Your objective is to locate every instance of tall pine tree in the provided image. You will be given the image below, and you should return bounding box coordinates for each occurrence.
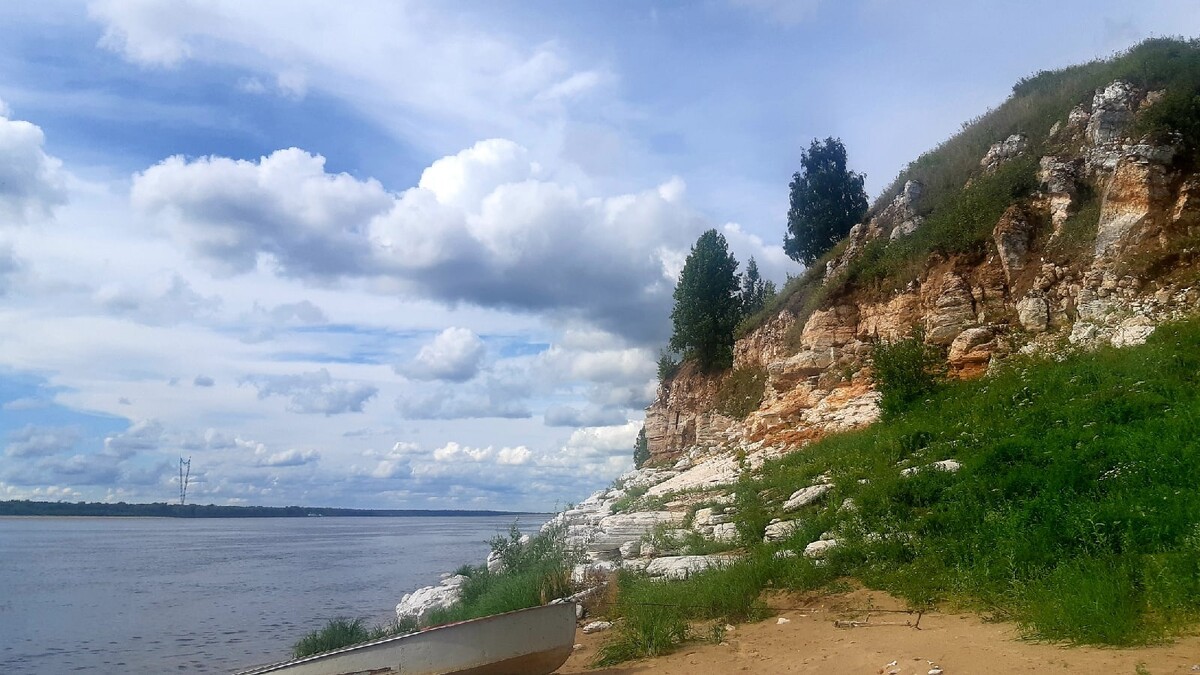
[783,138,868,265]
[670,229,740,371]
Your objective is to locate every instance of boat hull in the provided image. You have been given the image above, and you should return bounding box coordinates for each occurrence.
[235,603,577,675]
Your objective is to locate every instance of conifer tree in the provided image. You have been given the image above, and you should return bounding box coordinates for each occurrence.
[783,138,868,265]
[669,229,740,370]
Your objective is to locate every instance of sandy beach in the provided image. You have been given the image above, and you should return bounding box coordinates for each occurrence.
[559,589,1200,674]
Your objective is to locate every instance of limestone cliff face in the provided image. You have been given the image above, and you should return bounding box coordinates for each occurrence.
[646,78,1200,462]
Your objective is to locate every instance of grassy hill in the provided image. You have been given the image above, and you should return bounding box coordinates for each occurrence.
[596,316,1200,662]
[740,37,1200,337]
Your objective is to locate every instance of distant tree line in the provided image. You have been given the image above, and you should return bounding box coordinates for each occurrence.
[0,500,541,518]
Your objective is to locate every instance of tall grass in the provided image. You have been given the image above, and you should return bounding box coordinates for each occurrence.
[291,617,416,659]
[423,522,577,626]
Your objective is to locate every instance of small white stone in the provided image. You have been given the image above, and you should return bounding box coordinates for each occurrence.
[782,483,831,511]
[582,620,613,634]
[776,617,790,625]
[803,539,838,558]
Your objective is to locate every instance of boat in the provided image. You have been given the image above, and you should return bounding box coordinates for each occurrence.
[234,602,578,675]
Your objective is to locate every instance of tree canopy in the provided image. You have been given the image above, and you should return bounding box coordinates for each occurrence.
[669,229,741,371]
[633,426,650,468]
[783,137,868,265]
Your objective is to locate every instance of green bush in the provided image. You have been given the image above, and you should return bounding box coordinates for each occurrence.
[715,367,767,419]
[633,426,650,468]
[869,327,945,419]
[656,350,680,383]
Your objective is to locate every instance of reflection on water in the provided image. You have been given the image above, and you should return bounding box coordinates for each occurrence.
[0,515,545,674]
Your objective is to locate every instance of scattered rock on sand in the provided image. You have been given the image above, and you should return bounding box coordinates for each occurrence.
[582,621,612,634]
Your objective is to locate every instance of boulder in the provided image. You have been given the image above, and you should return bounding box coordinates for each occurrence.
[993,205,1035,282]
[645,555,736,580]
[924,273,977,345]
[901,459,962,477]
[803,539,839,559]
[1095,148,1174,256]
[571,560,619,585]
[782,484,831,511]
[1111,316,1156,347]
[396,574,467,623]
[618,540,640,559]
[582,621,612,634]
[947,327,995,376]
[710,522,739,543]
[763,519,801,543]
[980,134,1027,171]
[1087,81,1137,148]
[1016,296,1049,332]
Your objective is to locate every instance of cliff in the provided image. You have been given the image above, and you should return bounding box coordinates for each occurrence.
[646,64,1200,465]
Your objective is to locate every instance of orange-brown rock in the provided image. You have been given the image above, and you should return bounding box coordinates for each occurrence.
[642,78,1200,463]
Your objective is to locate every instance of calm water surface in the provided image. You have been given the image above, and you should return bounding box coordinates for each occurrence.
[0,515,547,674]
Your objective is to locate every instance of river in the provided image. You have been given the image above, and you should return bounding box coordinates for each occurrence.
[0,514,547,674]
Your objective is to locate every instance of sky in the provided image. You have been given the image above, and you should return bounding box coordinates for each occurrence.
[1,1,1197,511]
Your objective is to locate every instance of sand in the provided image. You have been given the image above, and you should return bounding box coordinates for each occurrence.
[557,589,1200,674]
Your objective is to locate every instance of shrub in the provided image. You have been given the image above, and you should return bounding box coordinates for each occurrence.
[633,426,650,468]
[869,327,945,419]
[656,350,680,383]
[715,366,768,419]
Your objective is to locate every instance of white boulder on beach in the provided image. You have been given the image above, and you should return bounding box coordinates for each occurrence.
[395,574,467,623]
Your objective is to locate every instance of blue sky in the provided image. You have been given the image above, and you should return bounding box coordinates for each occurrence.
[1,1,1197,510]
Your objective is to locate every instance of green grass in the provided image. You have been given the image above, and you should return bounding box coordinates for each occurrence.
[773,318,1200,644]
[597,317,1200,663]
[423,522,578,627]
[594,549,837,666]
[291,617,417,659]
[609,485,649,514]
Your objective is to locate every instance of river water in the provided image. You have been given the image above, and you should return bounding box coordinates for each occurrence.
[0,515,547,674]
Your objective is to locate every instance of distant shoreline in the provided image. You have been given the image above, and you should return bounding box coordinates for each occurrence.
[0,499,547,519]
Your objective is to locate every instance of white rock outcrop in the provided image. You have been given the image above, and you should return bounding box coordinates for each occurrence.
[782,484,831,511]
[395,574,468,623]
[763,519,801,543]
[645,555,736,580]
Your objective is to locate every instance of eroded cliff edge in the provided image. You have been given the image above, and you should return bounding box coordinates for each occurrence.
[646,78,1200,467]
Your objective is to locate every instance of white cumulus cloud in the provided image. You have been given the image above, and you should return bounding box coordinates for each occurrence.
[131,148,393,276]
[0,107,67,223]
[402,327,486,382]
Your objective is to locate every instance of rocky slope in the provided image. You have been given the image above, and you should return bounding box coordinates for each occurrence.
[394,68,1200,624]
[647,76,1200,467]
